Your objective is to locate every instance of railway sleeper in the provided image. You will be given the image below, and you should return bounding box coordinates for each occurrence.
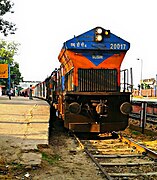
[99,161,156,166]
[108,172,157,177]
[93,154,143,158]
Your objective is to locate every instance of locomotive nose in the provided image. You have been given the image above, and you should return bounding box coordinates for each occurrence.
[120,102,132,115]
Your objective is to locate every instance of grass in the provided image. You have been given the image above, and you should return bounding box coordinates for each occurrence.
[131,130,141,135]
[42,152,61,165]
[9,162,25,171]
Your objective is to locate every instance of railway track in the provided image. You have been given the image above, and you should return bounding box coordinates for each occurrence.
[131,101,157,124]
[129,112,157,124]
[129,112,157,137]
[73,133,157,180]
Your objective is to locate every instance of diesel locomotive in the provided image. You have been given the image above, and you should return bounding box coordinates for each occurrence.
[34,27,132,133]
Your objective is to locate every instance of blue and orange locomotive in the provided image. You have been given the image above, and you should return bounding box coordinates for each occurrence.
[34,27,132,133]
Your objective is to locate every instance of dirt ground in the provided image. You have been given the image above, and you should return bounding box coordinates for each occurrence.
[0,126,104,180]
[0,120,157,179]
[0,96,103,179]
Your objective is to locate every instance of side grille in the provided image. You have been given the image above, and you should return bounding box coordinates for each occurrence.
[78,69,118,92]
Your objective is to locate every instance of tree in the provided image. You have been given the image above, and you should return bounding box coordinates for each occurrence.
[0,39,19,63]
[10,62,23,85]
[0,0,16,36]
[0,39,23,88]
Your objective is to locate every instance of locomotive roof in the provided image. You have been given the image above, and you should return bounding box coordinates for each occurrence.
[63,27,130,51]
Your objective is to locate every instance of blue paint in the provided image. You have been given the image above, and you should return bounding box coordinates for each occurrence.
[8,64,11,90]
[63,27,130,51]
[81,52,114,66]
[62,76,65,90]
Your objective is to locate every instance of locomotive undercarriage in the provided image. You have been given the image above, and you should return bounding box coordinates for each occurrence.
[62,92,132,133]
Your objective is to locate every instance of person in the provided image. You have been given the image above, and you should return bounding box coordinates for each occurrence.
[8,88,13,100]
[29,85,33,100]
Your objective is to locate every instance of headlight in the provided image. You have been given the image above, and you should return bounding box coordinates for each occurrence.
[96,28,103,34]
[95,34,103,42]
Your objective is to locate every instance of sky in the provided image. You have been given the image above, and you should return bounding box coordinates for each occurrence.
[3,0,157,87]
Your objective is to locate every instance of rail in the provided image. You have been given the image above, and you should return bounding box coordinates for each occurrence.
[72,132,157,179]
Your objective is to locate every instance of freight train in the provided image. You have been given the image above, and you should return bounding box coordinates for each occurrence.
[34,27,132,133]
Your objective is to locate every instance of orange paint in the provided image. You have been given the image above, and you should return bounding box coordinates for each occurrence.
[58,49,126,87]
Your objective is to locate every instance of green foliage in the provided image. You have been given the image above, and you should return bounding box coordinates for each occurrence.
[0,40,19,63]
[143,83,151,89]
[0,39,23,88]
[10,62,23,85]
[0,0,16,36]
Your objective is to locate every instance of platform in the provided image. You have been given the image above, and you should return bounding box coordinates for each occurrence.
[132,96,157,103]
[0,95,50,165]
